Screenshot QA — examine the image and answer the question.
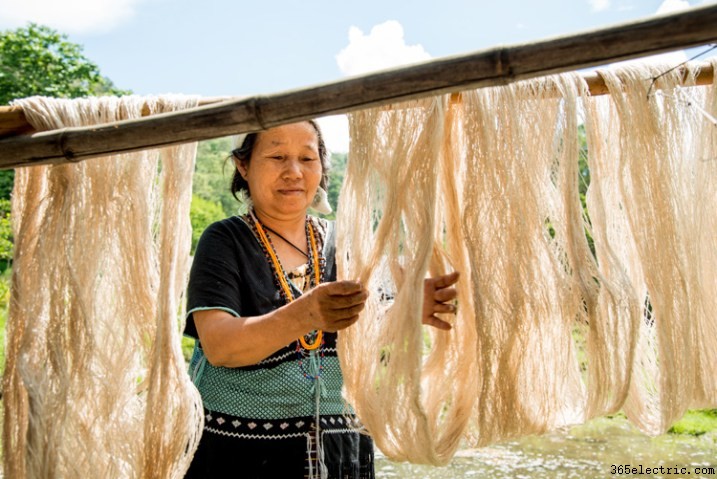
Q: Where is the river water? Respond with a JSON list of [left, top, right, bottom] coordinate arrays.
[[375, 418, 717, 478]]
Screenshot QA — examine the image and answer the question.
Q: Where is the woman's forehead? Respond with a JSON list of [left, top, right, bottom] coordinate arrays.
[[258, 122, 318, 148]]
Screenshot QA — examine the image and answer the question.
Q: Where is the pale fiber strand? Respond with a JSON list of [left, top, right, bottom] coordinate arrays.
[[458, 75, 587, 445], [337, 97, 479, 465], [585, 60, 717, 434], [3, 96, 203, 479], [582, 95, 643, 421], [339, 60, 717, 463]]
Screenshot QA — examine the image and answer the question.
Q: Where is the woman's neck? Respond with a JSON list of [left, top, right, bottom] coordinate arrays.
[[252, 207, 310, 271], [252, 207, 306, 240]]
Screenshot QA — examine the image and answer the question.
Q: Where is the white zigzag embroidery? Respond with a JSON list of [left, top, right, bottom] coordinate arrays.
[[321, 428, 363, 435], [257, 350, 294, 365], [258, 347, 337, 366], [205, 427, 309, 440]]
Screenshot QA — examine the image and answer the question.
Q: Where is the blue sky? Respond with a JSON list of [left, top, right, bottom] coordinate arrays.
[[1, 0, 715, 150]]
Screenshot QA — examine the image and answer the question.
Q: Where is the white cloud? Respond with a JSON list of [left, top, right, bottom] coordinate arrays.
[[0, 0, 142, 34], [589, 0, 611, 12], [646, 0, 690, 63], [316, 115, 350, 154], [335, 20, 431, 76], [611, 0, 692, 68], [655, 0, 691, 13], [627, 49, 689, 65], [616, 4, 636, 11], [326, 21, 432, 153]]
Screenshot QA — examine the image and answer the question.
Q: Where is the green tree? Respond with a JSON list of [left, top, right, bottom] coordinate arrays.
[[324, 152, 347, 219], [0, 170, 14, 200], [193, 137, 238, 217], [0, 23, 130, 200], [0, 23, 128, 106], [189, 194, 226, 254], [0, 199, 12, 272], [0, 23, 129, 263], [577, 124, 594, 256]]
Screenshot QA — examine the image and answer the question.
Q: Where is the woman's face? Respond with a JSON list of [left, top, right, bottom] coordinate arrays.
[[238, 122, 323, 220]]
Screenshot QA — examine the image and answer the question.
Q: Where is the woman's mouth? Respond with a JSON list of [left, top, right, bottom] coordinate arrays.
[[278, 188, 305, 196]]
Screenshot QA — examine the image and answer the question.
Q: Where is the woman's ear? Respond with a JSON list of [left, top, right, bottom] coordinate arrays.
[[235, 159, 248, 180]]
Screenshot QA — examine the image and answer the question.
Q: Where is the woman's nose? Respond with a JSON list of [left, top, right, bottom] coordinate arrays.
[[282, 158, 302, 178]]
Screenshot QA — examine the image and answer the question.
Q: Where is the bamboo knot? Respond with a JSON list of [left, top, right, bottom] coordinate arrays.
[[248, 96, 268, 131], [58, 130, 79, 163]]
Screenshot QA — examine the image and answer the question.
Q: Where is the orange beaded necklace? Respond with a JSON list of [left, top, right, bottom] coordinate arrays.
[[252, 213, 323, 351]]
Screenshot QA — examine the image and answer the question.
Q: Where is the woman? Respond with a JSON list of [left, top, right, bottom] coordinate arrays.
[[184, 121, 458, 478]]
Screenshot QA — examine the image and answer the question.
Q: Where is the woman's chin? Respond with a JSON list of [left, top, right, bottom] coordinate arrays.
[[271, 201, 311, 217]]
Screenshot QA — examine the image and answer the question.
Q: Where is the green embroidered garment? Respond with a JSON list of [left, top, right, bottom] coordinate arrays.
[[184, 215, 374, 478]]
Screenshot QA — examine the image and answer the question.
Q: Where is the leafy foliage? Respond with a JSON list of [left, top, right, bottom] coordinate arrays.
[[193, 137, 237, 217], [0, 268, 11, 374], [0, 170, 14, 200], [324, 152, 347, 220], [189, 194, 225, 254], [0, 199, 11, 272], [0, 23, 130, 262], [0, 23, 128, 106], [577, 124, 594, 256]]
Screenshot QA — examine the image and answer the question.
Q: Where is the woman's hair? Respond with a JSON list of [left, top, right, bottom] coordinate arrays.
[[230, 120, 330, 201]]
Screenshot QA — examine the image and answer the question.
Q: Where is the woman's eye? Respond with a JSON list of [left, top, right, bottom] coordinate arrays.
[[302, 157, 317, 162], [270, 155, 284, 160]]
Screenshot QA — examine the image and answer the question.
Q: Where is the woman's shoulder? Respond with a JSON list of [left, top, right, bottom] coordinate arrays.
[[202, 215, 251, 237], [308, 215, 335, 243], [195, 215, 255, 253], [309, 216, 336, 273]]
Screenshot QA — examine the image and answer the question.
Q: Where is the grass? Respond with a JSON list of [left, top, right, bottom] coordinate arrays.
[[669, 409, 717, 436]]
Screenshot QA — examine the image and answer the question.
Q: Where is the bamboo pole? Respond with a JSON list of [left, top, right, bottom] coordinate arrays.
[[1, 64, 713, 139], [0, 98, 233, 138], [0, 4, 716, 169]]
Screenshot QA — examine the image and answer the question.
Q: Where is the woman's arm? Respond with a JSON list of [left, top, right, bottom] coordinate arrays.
[[194, 280, 368, 368]]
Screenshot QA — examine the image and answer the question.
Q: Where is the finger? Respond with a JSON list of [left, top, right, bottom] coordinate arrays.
[[324, 315, 360, 332], [432, 302, 457, 314], [326, 280, 365, 296], [423, 315, 452, 331], [432, 271, 460, 289], [334, 302, 366, 318], [324, 290, 368, 309], [434, 287, 457, 302]]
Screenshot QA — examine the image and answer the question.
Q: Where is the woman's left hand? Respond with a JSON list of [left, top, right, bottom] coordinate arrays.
[[423, 271, 460, 330]]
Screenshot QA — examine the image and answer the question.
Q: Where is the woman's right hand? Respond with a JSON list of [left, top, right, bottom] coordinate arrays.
[[294, 281, 368, 332]]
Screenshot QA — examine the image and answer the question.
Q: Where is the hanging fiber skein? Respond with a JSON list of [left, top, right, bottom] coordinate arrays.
[[337, 59, 717, 464], [337, 96, 479, 465], [3, 95, 204, 479]]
